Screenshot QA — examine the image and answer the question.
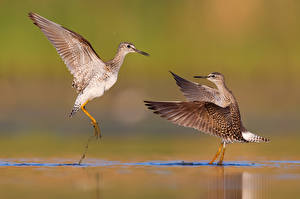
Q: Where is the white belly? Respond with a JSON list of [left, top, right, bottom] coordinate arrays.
[[77, 75, 118, 104], [104, 75, 117, 91]]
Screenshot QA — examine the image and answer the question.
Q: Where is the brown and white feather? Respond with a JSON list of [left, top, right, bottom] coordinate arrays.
[[145, 72, 270, 147], [28, 12, 107, 92], [145, 101, 247, 143], [170, 72, 230, 108]]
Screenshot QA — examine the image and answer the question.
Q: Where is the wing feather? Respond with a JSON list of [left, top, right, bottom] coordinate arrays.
[[170, 72, 229, 108], [29, 12, 107, 92], [145, 101, 244, 141]]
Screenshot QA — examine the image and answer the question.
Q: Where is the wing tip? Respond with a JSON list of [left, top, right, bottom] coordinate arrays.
[[169, 71, 179, 79], [28, 12, 38, 20], [144, 100, 152, 105], [144, 100, 157, 108], [144, 100, 160, 114], [169, 71, 192, 90], [169, 70, 175, 76], [28, 12, 41, 27], [28, 12, 34, 17], [28, 12, 35, 21], [169, 71, 186, 81]]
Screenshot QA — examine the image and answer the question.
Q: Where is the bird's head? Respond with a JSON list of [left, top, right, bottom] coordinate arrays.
[[194, 72, 225, 84], [118, 42, 149, 56]]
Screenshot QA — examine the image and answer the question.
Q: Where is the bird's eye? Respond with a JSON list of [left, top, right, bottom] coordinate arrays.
[[210, 75, 216, 78], [127, 45, 131, 48]]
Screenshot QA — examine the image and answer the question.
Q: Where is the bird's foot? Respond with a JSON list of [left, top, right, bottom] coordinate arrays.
[[91, 121, 101, 139]]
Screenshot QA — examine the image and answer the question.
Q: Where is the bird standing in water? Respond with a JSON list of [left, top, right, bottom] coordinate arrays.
[[29, 12, 149, 139], [145, 72, 269, 165]]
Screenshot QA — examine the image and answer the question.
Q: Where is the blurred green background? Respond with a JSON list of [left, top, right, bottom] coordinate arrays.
[[0, 0, 299, 159], [1, 1, 300, 198]]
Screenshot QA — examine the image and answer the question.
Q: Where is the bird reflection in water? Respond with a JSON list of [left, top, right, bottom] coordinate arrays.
[[206, 167, 269, 199], [95, 173, 102, 199]]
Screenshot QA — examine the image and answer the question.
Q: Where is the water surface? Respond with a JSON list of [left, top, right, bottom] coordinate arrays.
[[0, 158, 299, 199]]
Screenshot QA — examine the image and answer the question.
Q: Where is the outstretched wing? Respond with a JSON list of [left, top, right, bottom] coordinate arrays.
[[170, 72, 230, 108], [145, 101, 244, 141], [29, 12, 107, 92]]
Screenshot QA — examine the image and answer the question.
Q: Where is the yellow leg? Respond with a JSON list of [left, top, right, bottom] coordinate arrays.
[[209, 142, 224, 164], [217, 143, 226, 165], [81, 100, 101, 139]]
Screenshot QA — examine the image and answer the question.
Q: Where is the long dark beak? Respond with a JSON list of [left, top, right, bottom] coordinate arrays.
[[194, 75, 209, 79], [133, 48, 149, 56]]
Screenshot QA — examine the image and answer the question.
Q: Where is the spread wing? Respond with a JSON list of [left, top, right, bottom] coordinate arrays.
[[145, 101, 244, 141], [29, 12, 107, 92], [170, 72, 230, 108]]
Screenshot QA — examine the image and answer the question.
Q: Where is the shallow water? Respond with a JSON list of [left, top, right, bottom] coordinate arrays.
[[0, 159, 300, 199], [1, 159, 300, 168], [0, 134, 299, 198]]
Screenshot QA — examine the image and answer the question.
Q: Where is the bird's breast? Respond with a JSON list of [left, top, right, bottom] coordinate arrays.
[[104, 75, 118, 91]]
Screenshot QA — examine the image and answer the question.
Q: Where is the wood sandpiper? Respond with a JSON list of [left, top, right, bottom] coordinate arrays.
[[29, 12, 149, 139], [145, 72, 270, 165]]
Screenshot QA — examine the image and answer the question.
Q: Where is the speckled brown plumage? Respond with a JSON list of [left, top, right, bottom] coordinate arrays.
[[145, 101, 246, 143], [145, 72, 270, 164]]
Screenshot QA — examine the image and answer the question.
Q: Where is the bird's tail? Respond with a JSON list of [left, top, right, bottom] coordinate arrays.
[[242, 131, 270, 143], [69, 104, 80, 118]]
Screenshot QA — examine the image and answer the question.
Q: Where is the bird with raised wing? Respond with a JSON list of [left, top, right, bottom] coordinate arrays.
[[29, 12, 149, 139], [145, 72, 269, 165]]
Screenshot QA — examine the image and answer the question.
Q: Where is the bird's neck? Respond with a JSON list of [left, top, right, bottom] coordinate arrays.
[[216, 81, 242, 128], [107, 49, 128, 72], [216, 81, 235, 103]]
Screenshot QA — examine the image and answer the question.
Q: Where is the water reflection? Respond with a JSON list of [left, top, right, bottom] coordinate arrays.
[[206, 167, 269, 199], [0, 160, 299, 199], [95, 173, 102, 199], [82, 169, 103, 199]]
